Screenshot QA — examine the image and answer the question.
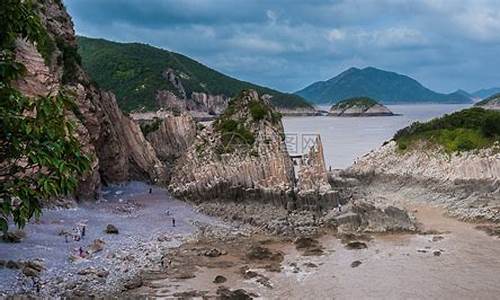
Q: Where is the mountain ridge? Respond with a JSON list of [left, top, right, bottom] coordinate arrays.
[[77, 36, 313, 113], [295, 67, 473, 105]]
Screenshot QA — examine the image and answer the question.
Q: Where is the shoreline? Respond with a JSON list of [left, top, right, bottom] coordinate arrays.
[[1, 176, 499, 298]]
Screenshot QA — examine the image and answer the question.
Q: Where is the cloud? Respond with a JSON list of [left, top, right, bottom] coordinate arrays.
[[65, 0, 500, 93]]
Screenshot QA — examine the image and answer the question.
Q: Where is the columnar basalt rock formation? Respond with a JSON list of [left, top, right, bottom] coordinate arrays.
[[169, 90, 296, 205], [144, 113, 197, 167], [169, 90, 338, 210], [296, 136, 330, 193], [349, 141, 500, 222], [13, 0, 165, 199]]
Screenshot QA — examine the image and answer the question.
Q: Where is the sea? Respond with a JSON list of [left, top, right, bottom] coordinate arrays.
[[283, 104, 471, 169]]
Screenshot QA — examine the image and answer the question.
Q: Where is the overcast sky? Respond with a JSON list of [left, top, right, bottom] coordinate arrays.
[[66, 0, 500, 94]]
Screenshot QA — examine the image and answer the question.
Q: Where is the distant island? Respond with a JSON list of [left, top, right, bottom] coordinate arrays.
[[474, 93, 500, 110], [295, 67, 473, 105], [329, 97, 394, 117]]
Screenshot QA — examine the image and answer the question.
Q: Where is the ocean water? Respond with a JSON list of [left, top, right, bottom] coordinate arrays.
[[283, 104, 470, 169]]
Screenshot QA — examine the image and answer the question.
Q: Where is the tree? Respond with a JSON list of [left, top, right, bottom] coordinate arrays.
[[0, 0, 90, 232]]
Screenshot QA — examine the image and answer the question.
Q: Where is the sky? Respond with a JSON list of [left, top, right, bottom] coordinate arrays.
[[66, 0, 500, 94]]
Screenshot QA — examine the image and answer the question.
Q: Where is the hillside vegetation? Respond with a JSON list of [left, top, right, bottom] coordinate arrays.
[[394, 108, 500, 153], [77, 36, 312, 112]]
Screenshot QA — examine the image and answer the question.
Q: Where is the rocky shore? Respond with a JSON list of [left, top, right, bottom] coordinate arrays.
[[348, 141, 500, 223]]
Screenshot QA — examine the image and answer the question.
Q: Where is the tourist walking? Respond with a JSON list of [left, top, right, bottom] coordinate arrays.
[[172, 218, 176, 227]]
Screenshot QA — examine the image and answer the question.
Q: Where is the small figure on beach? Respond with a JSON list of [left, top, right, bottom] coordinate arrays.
[[337, 202, 342, 213], [78, 247, 85, 258], [172, 218, 176, 227], [149, 188, 152, 194], [81, 225, 86, 239], [166, 210, 170, 216]]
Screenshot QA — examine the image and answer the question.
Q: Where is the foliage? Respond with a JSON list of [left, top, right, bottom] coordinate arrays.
[[332, 97, 378, 110], [140, 118, 162, 136], [394, 108, 500, 153], [0, 0, 90, 232], [55, 37, 82, 84], [249, 100, 268, 121], [77, 36, 314, 112]]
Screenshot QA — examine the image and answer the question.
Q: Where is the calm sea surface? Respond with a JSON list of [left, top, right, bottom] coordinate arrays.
[[283, 104, 470, 169]]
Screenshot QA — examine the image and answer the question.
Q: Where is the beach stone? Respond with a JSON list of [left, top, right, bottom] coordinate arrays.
[[124, 276, 143, 290], [22, 266, 40, 277], [105, 224, 119, 234], [303, 262, 318, 268], [88, 239, 105, 254], [345, 241, 368, 250], [2, 230, 26, 243], [78, 266, 109, 278], [6, 260, 22, 269], [204, 248, 223, 257], [213, 275, 227, 284], [216, 286, 257, 300], [246, 246, 273, 260], [243, 270, 259, 279], [351, 260, 362, 268]]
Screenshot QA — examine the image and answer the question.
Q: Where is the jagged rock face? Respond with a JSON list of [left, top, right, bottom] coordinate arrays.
[[13, 0, 165, 199], [350, 141, 500, 183], [190, 92, 228, 114], [145, 114, 197, 164], [156, 69, 229, 115], [169, 90, 295, 203], [296, 136, 330, 193]]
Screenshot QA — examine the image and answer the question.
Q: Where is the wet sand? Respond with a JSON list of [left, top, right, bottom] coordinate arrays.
[[137, 204, 500, 299]]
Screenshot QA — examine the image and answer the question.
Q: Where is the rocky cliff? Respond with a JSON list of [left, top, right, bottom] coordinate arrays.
[[143, 113, 197, 175], [169, 90, 296, 205], [13, 0, 165, 199], [169, 90, 339, 211]]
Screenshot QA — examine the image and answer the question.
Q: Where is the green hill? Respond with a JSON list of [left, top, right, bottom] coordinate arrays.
[[77, 36, 313, 112], [394, 108, 500, 153], [295, 67, 473, 105]]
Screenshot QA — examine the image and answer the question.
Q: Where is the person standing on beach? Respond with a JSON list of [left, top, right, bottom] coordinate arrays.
[[172, 218, 176, 227]]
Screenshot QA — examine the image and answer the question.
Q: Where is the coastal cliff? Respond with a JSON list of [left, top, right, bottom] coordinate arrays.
[[169, 89, 339, 211], [169, 90, 296, 206], [13, 0, 165, 199]]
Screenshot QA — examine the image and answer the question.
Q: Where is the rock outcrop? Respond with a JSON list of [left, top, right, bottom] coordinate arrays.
[[144, 113, 197, 172], [329, 97, 394, 117], [475, 93, 500, 110], [351, 141, 500, 183], [170, 90, 338, 210], [169, 90, 295, 206], [327, 201, 416, 233], [349, 141, 500, 222], [13, 0, 165, 199]]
